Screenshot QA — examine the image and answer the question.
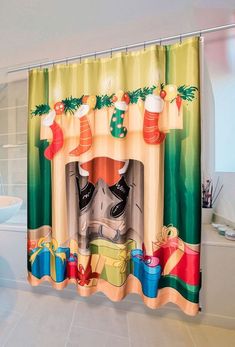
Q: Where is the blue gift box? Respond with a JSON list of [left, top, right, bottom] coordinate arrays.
[[29, 246, 70, 282], [131, 249, 161, 298]]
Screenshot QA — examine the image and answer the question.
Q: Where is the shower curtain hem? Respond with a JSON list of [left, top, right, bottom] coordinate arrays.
[[27, 272, 199, 316]]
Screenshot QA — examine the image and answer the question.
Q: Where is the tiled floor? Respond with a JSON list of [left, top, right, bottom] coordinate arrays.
[[0, 287, 235, 347]]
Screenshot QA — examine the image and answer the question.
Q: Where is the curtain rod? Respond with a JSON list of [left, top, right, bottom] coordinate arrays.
[[7, 23, 235, 74]]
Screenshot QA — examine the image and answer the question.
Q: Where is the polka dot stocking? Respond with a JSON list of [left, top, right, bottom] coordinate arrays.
[[110, 102, 127, 139]]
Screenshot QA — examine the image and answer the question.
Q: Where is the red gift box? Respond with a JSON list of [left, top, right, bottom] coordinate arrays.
[[66, 254, 78, 279], [153, 226, 200, 286]]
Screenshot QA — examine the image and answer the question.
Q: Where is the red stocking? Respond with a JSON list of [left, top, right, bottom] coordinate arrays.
[[44, 121, 64, 160], [143, 94, 166, 145], [69, 115, 92, 156], [143, 110, 166, 144]]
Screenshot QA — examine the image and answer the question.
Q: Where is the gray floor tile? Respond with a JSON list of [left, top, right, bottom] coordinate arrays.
[[0, 287, 33, 313], [1, 288, 235, 347], [127, 311, 194, 347], [4, 293, 76, 347], [73, 301, 128, 337], [67, 326, 129, 347], [186, 322, 235, 347], [0, 309, 21, 345]]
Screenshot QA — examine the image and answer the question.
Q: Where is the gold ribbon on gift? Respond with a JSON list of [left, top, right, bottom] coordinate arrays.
[[155, 225, 185, 253], [90, 239, 136, 286], [153, 225, 200, 276], [29, 237, 67, 281], [113, 250, 131, 273], [153, 225, 184, 276], [90, 240, 136, 274]]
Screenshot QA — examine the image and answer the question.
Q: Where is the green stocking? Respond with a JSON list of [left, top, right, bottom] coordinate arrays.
[[110, 103, 127, 139]]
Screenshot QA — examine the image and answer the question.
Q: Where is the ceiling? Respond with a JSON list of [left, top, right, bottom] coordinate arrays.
[[0, 0, 235, 70]]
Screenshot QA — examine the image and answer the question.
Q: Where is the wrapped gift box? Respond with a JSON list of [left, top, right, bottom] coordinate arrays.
[[90, 239, 136, 286], [66, 252, 105, 287], [153, 227, 200, 286], [66, 253, 78, 279], [131, 248, 161, 298], [28, 239, 70, 282]]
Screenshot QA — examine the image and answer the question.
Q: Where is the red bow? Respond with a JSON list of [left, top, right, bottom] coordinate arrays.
[[77, 258, 99, 286]]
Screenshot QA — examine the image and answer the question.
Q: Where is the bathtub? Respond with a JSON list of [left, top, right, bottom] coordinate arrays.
[[0, 196, 23, 224]]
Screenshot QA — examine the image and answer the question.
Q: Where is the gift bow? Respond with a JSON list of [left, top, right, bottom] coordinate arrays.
[[153, 225, 199, 276], [68, 253, 77, 262], [29, 237, 67, 265], [27, 240, 37, 252], [113, 250, 131, 273], [132, 244, 159, 267], [154, 225, 197, 255], [77, 258, 99, 286], [154, 225, 186, 251]]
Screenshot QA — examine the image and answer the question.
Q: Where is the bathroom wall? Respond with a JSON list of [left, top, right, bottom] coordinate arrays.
[[0, 79, 27, 224], [203, 27, 235, 223]]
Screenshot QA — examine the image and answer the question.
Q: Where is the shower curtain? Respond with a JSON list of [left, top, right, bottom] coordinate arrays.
[[28, 37, 201, 315]]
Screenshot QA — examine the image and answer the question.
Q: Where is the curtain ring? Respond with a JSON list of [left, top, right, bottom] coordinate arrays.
[[94, 52, 96, 60], [126, 46, 128, 55], [143, 41, 146, 51], [199, 31, 202, 39], [66, 58, 68, 66], [79, 56, 82, 64], [110, 48, 112, 58], [180, 34, 182, 45], [160, 38, 162, 46]]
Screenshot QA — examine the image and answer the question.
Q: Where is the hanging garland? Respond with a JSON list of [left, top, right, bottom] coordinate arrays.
[[31, 84, 198, 116], [32, 84, 198, 160]]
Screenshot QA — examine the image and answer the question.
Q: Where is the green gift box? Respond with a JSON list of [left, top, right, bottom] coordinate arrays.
[[90, 239, 136, 286]]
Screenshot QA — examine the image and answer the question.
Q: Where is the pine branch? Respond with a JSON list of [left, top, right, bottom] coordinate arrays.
[[177, 85, 198, 101], [128, 85, 157, 103], [31, 104, 51, 116], [62, 96, 83, 114], [102, 94, 114, 108], [96, 94, 114, 109], [128, 88, 141, 103]]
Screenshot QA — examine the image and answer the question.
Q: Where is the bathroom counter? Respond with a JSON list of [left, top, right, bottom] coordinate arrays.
[[201, 224, 235, 247], [200, 223, 235, 328]]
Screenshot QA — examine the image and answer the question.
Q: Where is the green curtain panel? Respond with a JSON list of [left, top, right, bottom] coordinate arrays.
[[164, 41, 201, 245], [28, 37, 201, 316]]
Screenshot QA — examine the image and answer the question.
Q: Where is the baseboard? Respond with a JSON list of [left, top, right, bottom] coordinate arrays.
[[1, 276, 234, 330]]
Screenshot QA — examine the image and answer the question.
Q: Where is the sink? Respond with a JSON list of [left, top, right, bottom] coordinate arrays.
[[0, 196, 23, 224]]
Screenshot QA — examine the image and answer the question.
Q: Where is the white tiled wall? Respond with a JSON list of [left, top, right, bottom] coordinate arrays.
[[0, 79, 27, 221]]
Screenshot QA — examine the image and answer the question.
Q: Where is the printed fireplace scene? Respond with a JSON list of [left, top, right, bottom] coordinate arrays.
[[28, 37, 201, 316]]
